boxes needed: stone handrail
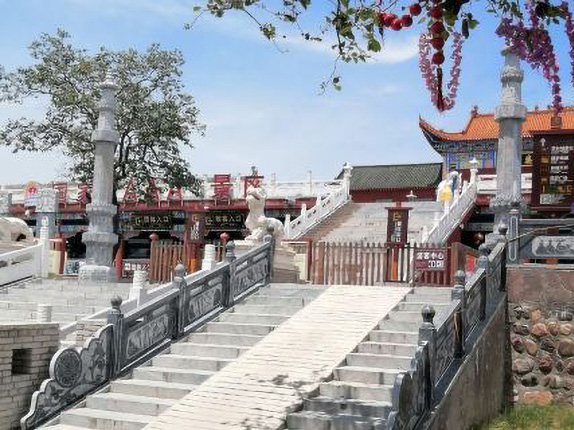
[424,181,478,245]
[0,242,43,287]
[285,182,350,240]
[385,231,507,430]
[21,237,275,430]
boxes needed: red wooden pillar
[115,238,125,279]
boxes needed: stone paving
[144,285,410,430]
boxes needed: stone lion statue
[0,216,34,244]
[245,186,284,242]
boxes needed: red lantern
[430,37,445,50]
[409,3,422,16]
[429,7,443,19]
[432,51,445,65]
[401,15,413,27]
[391,18,403,31]
[430,21,445,35]
[149,233,159,242]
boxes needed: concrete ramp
[145,285,410,430]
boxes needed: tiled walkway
[144,285,410,430]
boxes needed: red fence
[149,241,227,283]
[309,241,452,286]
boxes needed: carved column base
[78,265,116,284]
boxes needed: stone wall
[508,264,574,406]
[425,296,508,430]
[0,322,59,430]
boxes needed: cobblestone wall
[510,303,574,405]
[508,264,574,406]
[0,322,59,430]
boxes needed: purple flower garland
[419,32,464,111]
[496,0,562,114]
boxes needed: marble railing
[386,236,507,430]
[21,237,275,430]
[284,180,350,240]
[0,242,43,287]
[424,180,478,245]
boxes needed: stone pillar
[490,48,527,234]
[0,192,12,215]
[342,163,353,196]
[201,244,217,271]
[39,216,50,278]
[36,304,52,323]
[79,78,120,283]
[129,270,148,306]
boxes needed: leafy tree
[194,1,571,112]
[0,29,204,196]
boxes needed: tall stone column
[490,48,527,234]
[79,78,119,283]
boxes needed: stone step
[405,294,451,303]
[412,287,452,294]
[368,330,418,344]
[319,381,393,403]
[395,301,449,312]
[346,353,412,371]
[171,342,248,359]
[60,408,151,430]
[0,292,115,304]
[203,321,276,336]
[185,332,263,347]
[303,396,392,418]
[39,425,88,430]
[378,320,420,332]
[331,414,386,430]
[356,341,417,357]
[286,411,331,430]
[0,309,80,322]
[110,378,195,399]
[256,287,324,298]
[383,311,422,323]
[152,354,232,372]
[246,295,311,306]
[133,366,214,385]
[86,392,174,416]
[233,304,303,315]
[220,312,290,325]
[334,366,401,385]
[0,300,98,314]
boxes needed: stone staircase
[305,202,443,244]
[0,278,131,325]
[286,286,452,430]
[43,283,326,430]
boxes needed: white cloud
[281,34,418,65]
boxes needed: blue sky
[0,0,572,184]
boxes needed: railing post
[495,225,508,292]
[173,263,186,337]
[478,243,491,298]
[201,244,217,271]
[107,296,124,378]
[284,213,292,239]
[452,270,466,359]
[420,305,437,407]
[37,303,52,323]
[224,241,236,306]
[264,226,275,284]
